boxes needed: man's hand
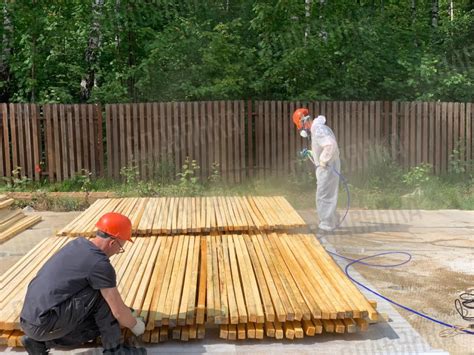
[319,161,328,168]
[130,317,145,336]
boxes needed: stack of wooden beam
[57,196,306,236]
[0,195,41,244]
[0,232,377,346]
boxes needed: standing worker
[293,108,341,231]
[20,212,147,354]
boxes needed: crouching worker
[20,212,146,354]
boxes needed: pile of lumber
[0,195,41,244]
[58,196,306,236]
[0,233,377,346]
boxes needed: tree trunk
[81,0,104,101]
[304,0,312,41]
[432,0,439,27]
[449,0,454,21]
[411,0,417,23]
[0,0,12,102]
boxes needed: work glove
[130,316,145,337]
[319,161,328,169]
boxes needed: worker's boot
[21,335,49,355]
[103,343,147,354]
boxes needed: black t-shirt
[21,237,116,325]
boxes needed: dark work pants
[20,287,121,350]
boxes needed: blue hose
[326,250,474,335]
[300,149,474,335]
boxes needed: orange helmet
[96,212,133,242]
[292,108,311,130]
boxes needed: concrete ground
[1,209,472,354]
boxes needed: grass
[2,147,473,212]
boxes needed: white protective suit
[310,115,341,231]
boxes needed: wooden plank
[221,236,239,324]
[212,233,224,323]
[243,234,275,322]
[153,235,180,327]
[199,102,207,179]
[196,238,207,324]
[447,102,453,172]
[206,235,215,323]
[59,105,69,179]
[143,236,173,330]
[226,235,248,323]
[96,104,104,176]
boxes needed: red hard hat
[96,212,133,242]
[292,108,310,130]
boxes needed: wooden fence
[0,101,472,182]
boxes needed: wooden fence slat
[59,105,69,180]
[192,102,201,180]
[460,103,466,167]
[467,103,472,173]
[2,104,11,177]
[1,100,473,181]
[113,104,120,179]
[24,105,33,178]
[81,105,90,173]
[119,104,126,175]
[73,105,82,175]
[363,101,369,169]
[140,103,147,179]
[17,105,26,175]
[447,102,454,172]
[434,102,441,174]
[232,101,239,183]
[239,100,245,182]
[390,102,397,161]
[67,106,75,177]
[31,105,42,181]
[453,102,460,165]
[441,102,448,173]
[428,102,435,168]
[422,102,428,164]
[270,101,277,177]
[247,100,253,179]
[153,102,160,178]
[147,102,154,179]
[0,104,5,177]
[199,102,207,180]
[226,101,233,184]
[105,105,112,178]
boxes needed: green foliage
[208,162,221,184]
[176,157,202,195]
[2,1,474,102]
[402,163,433,188]
[3,167,33,191]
